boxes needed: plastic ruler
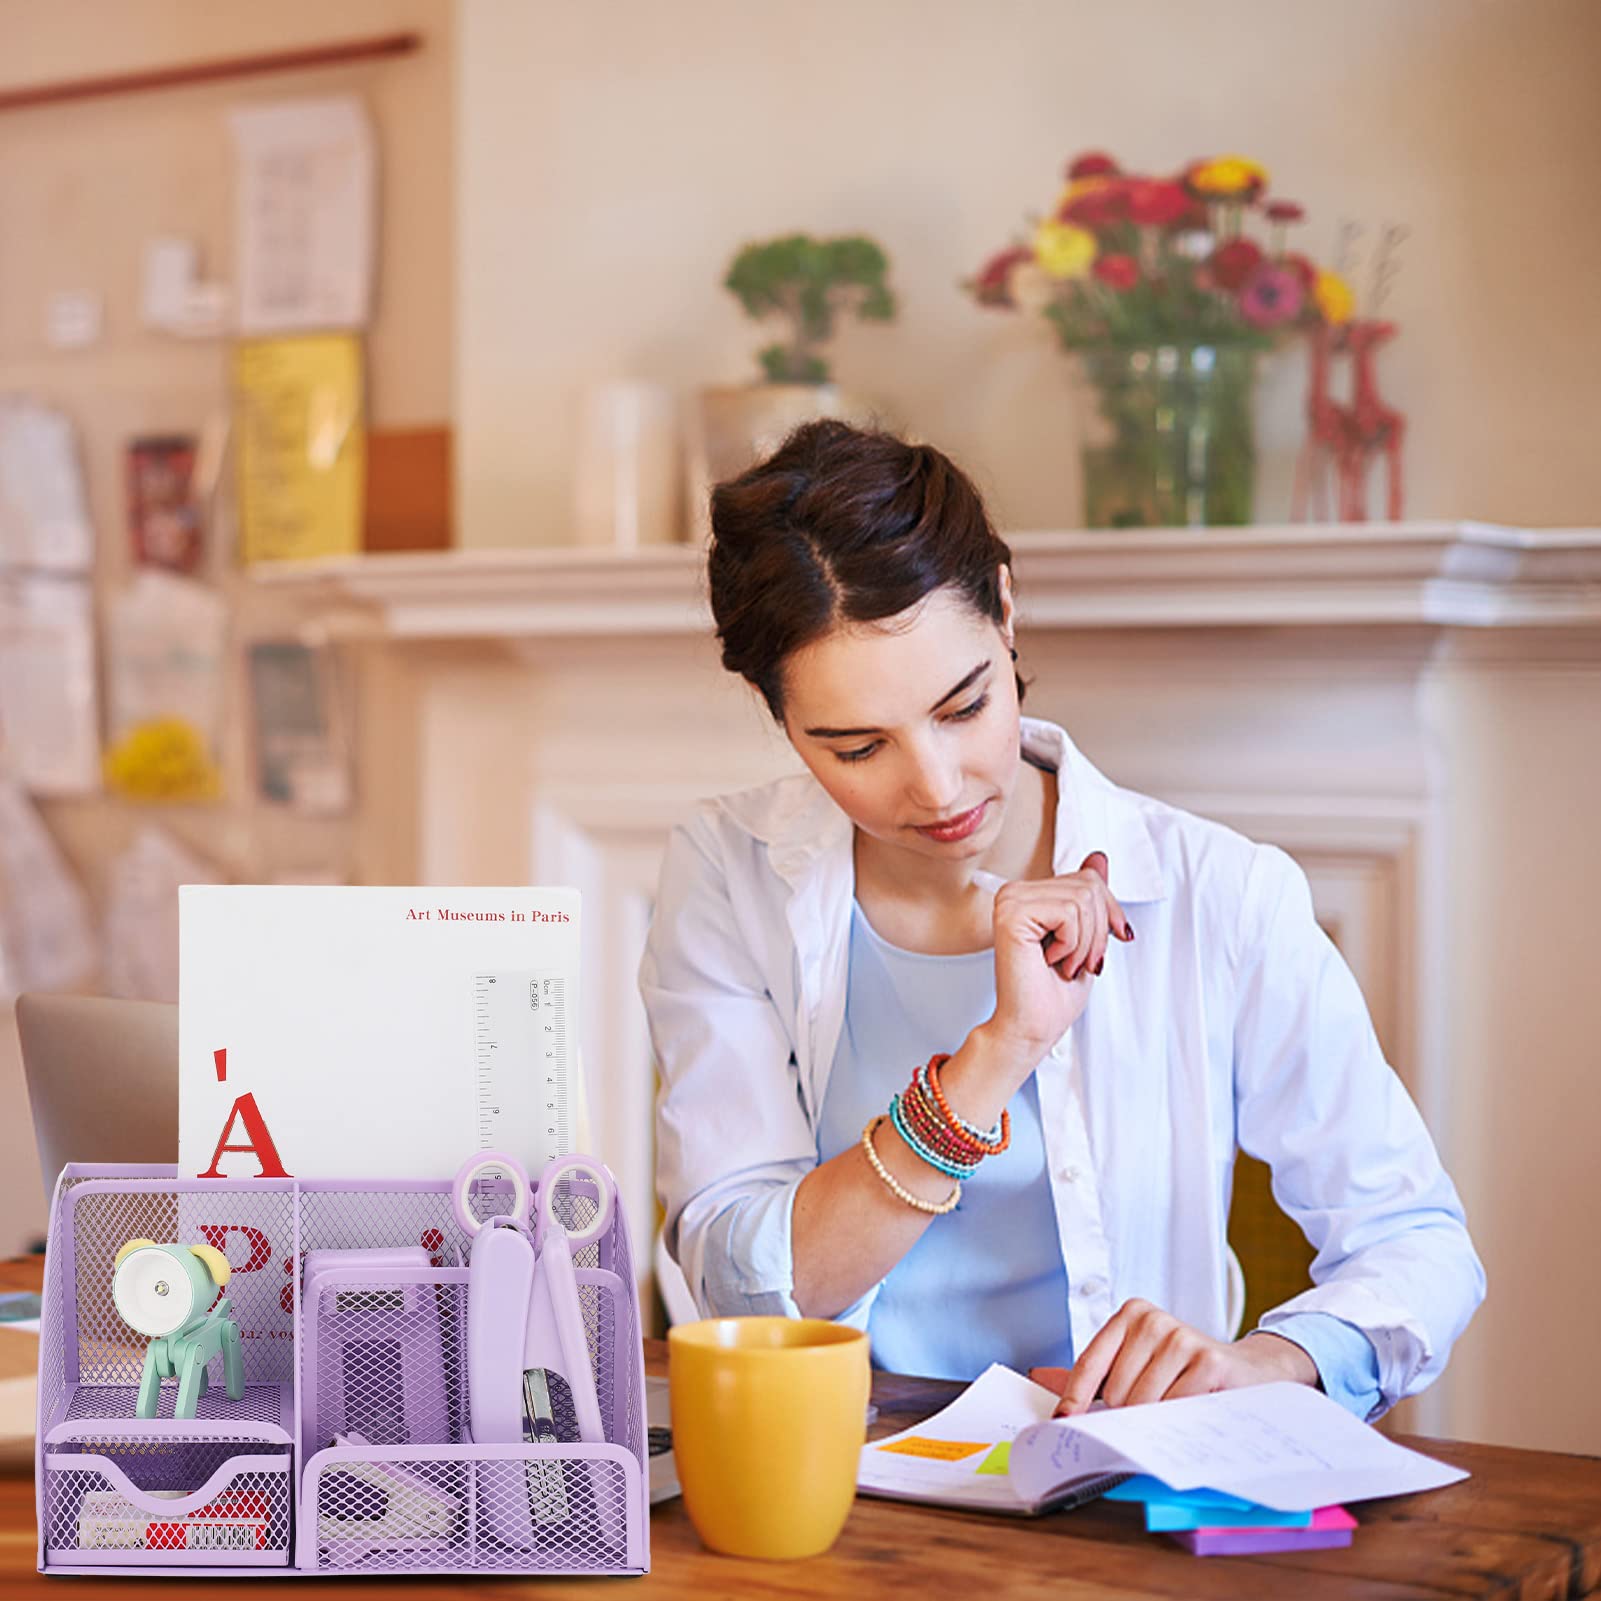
[472,970,573,1171]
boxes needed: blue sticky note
[1144,1501,1312,1532]
[1105,1475,1257,1510]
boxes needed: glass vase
[1077,344,1257,528]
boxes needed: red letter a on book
[198,1093,291,1179]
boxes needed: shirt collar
[716,715,1168,904]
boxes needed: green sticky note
[976,1442,1011,1476]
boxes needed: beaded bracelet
[897,1082,984,1170]
[890,1094,980,1180]
[924,1054,1011,1155]
[860,1116,961,1215]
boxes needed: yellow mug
[667,1316,870,1560]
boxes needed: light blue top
[817,897,1383,1416]
[816,899,1076,1381]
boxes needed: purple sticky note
[1170,1505,1357,1556]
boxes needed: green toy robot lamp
[112,1238,245,1420]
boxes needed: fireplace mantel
[253,522,1601,641]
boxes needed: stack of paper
[1106,1476,1358,1556]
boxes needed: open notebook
[859,1364,1468,1517]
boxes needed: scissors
[456,1152,615,1534]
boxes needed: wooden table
[3,1256,1599,1597]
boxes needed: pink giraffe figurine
[1291,322,1351,523]
[1340,319,1405,521]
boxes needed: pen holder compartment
[295,1261,641,1572]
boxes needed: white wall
[457,0,1601,546]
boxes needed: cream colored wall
[458,0,1601,546]
[0,0,454,1251]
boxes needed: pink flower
[1066,151,1119,180]
[1239,264,1307,328]
[1093,254,1139,290]
[1210,237,1264,290]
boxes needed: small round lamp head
[112,1240,230,1339]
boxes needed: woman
[641,421,1483,1419]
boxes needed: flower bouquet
[968,152,1354,527]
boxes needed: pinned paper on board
[0,574,100,794]
[234,334,364,563]
[102,572,228,801]
[0,780,97,1002]
[0,399,95,574]
[229,96,375,336]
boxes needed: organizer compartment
[295,1256,643,1573]
[43,1444,292,1565]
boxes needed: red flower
[1093,254,1139,290]
[1066,151,1119,180]
[1059,178,1129,227]
[1210,237,1264,290]
[1282,252,1318,292]
[1265,199,1306,223]
[1124,180,1192,227]
[970,246,1032,307]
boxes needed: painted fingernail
[1093,958,1104,976]
[1121,924,1136,942]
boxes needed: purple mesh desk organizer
[35,1163,650,1578]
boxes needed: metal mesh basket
[35,1162,649,1578]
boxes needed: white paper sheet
[104,571,227,749]
[229,96,375,335]
[0,574,100,793]
[103,828,222,1004]
[1011,1379,1468,1512]
[0,399,94,573]
[178,886,582,1182]
[0,779,97,1000]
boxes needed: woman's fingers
[1079,852,1135,943]
[1122,1327,1201,1407]
[1052,1303,1137,1415]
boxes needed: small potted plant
[687,233,897,537]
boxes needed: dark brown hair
[706,420,1020,721]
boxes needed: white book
[178,885,581,1183]
[860,1365,1468,1517]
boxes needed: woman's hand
[1028,1299,1319,1416]
[984,852,1134,1063]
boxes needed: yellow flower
[1034,221,1097,281]
[1313,269,1355,325]
[1190,155,1270,197]
[104,716,222,802]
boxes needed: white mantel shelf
[251,522,1601,640]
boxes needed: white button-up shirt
[641,717,1484,1415]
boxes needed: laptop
[15,994,178,1207]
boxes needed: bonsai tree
[723,233,896,384]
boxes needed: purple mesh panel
[44,1452,292,1564]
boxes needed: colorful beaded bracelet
[890,1094,980,1180]
[860,1116,962,1215]
[924,1054,1011,1155]
[898,1081,986,1169]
